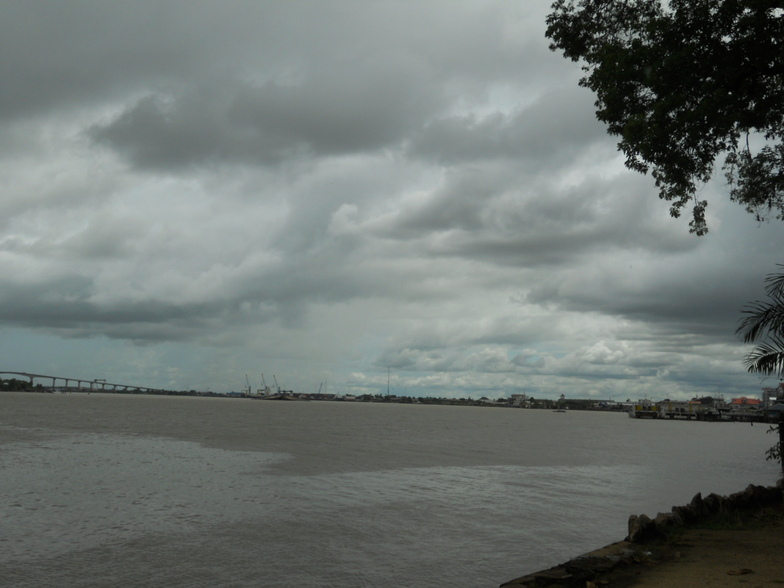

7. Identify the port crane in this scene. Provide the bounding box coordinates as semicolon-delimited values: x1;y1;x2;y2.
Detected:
259;374;271;396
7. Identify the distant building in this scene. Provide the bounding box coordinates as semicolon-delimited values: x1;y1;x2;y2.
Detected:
728;397;762;410
762;385;784;407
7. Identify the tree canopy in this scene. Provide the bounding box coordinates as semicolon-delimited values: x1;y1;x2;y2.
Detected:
546;0;784;235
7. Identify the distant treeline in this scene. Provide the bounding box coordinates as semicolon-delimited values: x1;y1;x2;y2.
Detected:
1;378;40;391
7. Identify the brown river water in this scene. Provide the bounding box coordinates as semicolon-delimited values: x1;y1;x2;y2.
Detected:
0;392;778;587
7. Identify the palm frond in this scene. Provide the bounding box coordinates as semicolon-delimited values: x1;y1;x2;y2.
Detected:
737;301;784;342
764;264;784;299
737;265;784;343
743;335;784;378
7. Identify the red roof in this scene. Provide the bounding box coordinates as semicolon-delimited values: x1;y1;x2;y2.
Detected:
729;397;761;405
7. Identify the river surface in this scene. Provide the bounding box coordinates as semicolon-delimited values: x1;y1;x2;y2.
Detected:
0;392;779;587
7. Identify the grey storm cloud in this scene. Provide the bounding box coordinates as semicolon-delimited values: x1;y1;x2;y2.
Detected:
89;65;444;170
0;0;780;399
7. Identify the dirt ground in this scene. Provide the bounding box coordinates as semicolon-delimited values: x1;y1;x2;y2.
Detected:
501;502;784;587
593;503;784;587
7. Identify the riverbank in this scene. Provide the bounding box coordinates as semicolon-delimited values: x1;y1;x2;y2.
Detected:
501;481;784;587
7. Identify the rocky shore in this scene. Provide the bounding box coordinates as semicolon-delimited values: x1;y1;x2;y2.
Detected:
501;480;784;587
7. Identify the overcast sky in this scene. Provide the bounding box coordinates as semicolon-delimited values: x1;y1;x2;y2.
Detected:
1;1;781;400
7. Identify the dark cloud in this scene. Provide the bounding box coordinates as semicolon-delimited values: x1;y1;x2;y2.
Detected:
0;2;220;119
526;223;784;343
89;62;445;170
